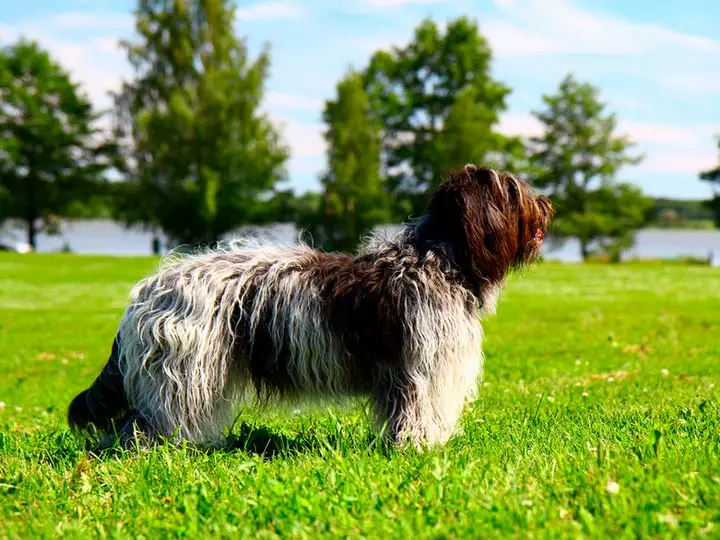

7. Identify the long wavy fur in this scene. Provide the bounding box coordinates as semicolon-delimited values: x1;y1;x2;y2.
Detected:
68;165;553;449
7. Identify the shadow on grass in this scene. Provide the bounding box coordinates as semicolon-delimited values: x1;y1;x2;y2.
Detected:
221;420;393;459
223;421;319;458
63;419;391;461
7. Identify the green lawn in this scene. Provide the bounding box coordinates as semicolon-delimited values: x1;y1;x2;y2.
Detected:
1;253;719;538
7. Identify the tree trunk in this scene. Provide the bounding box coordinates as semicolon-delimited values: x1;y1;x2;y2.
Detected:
26;217;37;251
26;154;38;250
580;241;590;261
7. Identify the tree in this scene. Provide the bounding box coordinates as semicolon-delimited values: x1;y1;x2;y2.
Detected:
0;185;9;223
649;198;714;228
529;74;651;261
297;70;392;253
435;87;526;177
656;208;682;228
0;39;117;249
113;0;288;247
363;16;516;216
699;137;720;227
556;183;653;262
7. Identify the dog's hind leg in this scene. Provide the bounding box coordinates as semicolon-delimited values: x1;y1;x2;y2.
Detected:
68;335;130;434
100;410;159;450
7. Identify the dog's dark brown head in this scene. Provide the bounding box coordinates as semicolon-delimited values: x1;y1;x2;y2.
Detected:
413;164;553;296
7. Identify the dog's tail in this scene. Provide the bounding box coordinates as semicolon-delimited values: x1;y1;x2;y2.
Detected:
68;335;129;432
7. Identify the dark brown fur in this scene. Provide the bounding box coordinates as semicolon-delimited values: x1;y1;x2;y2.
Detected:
67;165;553;448
412;166;552;296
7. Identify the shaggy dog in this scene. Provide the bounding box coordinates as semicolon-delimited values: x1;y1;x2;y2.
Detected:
68;165;553;449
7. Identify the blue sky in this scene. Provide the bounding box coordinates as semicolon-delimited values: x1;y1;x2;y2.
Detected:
1;0;719;199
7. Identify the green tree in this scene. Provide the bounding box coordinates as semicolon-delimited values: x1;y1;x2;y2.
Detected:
435;87;526;177
363;16;515;216
0;39;117;249
699;137;720;227
113;0;288;247
298;70;392;253
529;74;651;261
650;197;715;229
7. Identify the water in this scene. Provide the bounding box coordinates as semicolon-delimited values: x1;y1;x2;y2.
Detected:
1;219;719;264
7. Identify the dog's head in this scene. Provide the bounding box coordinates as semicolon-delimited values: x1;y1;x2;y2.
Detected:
414;164;553;296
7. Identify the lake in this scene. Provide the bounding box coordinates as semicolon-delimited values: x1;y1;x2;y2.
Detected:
1;219;720;264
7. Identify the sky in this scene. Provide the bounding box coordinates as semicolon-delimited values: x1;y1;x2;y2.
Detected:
1;0;719;199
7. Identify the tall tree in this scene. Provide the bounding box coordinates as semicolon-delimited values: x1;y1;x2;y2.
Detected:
529;74;651;261
699;137;720;227
113;0;288;247
0;39;116;248
298;70;392;252
435;87;526;177
363;16;514;215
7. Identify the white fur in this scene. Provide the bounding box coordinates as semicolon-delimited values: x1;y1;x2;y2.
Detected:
116;233;485;449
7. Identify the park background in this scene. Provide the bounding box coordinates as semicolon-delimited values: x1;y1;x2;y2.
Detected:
1;0;719;537
0;0;719;259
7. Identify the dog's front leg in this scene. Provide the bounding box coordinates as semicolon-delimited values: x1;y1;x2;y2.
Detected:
372;335;482;450
371;363;461;449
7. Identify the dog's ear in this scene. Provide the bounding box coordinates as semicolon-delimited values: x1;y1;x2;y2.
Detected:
536;195;554;227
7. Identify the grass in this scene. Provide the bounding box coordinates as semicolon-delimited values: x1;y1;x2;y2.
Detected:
1;253;719;538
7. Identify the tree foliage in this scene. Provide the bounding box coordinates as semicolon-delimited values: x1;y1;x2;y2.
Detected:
363;17;516;216
650;197;715;228
699;137;720;227
529;74;651;260
0;39;116;248
113;0;288;247
435;87;526;177
297;70;392;252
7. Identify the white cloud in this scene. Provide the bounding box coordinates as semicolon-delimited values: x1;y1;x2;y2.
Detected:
639;152;718;174
47;12;134;31
273;116;326;190
355;35;401;55
654;73;720;95
352;0;719;101
496;113;718;151
236;1;306;22
620;121;718;151
288;157;325;179
498;113;542;137
482;0;720;102
605;95;651;112
621;121;698;146
0;12;132;35
495;113;719;176
273;117;326;159
487;0;720;57
482;20;562;56
90;36;123;55
46;37;127;111
264;91;324;113
2;10;327;180
0;14;131;112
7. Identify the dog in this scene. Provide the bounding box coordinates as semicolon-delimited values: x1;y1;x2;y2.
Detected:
68;165;553;450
